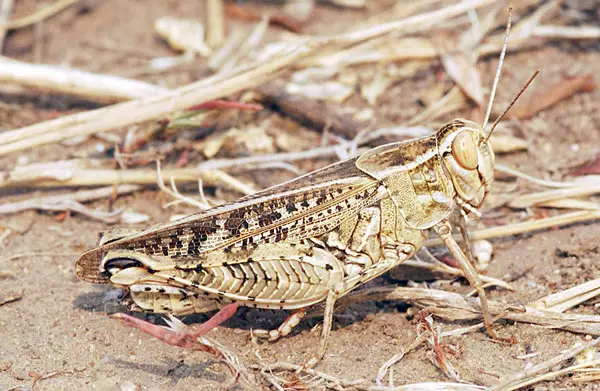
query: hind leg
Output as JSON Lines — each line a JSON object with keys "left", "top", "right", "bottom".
{"left": 110, "top": 302, "right": 239, "bottom": 349}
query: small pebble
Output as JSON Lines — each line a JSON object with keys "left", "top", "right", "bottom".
{"left": 120, "top": 380, "right": 137, "bottom": 391}
{"left": 16, "top": 155, "right": 29, "bottom": 165}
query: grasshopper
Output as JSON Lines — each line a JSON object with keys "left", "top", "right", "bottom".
{"left": 75, "top": 11, "right": 535, "bottom": 366}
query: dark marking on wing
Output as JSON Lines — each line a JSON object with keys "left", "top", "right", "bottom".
{"left": 75, "top": 157, "right": 382, "bottom": 283}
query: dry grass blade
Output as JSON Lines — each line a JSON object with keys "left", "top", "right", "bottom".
{"left": 308, "top": 286, "right": 600, "bottom": 336}
{"left": 508, "top": 184, "right": 600, "bottom": 209}
{"left": 425, "top": 210, "right": 600, "bottom": 246}
{"left": 302, "top": 37, "right": 438, "bottom": 68}
{"left": 0, "top": 0, "right": 78, "bottom": 30}
{"left": 0, "top": 160, "right": 256, "bottom": 195}
{"left": 495, "top": 164, "right": 575, "bottom": 188}
{"left": 220, "top": 16, "right": 270, "bottom": 74}
{"left": 503, "top": 359, "right": 600, "bottom": 390}
{"left": 200, "top": 125, "right": 436, "bottom": 173}
{"left": 208, "top": 28, "right": 246, "bottom": 71}
{"left": 530, "top": 279, "right": 600, "bottom": 313}
{"left": 0, "top": 0, "right": 14, "bottom": 53}
{"left": 206, "top": 0, "right": 225, "bottom": 48}
{"left": 419, "top": 314, "right": 460, "bottom": 382}
{"left": 376, "top": 347, "right": 405, "bottom": 387}
{"left": 389, "top": 258, "right": 513, "bottom": 291}
{"left": 488, "top": 337, "right": 600, "bottom": 391}
{"left": 154, "top": 17, "right": 211, "bottom": 56}
{"left": 327, "top": 0, "right": 366, "bottom": 8}
{"left": 536, "top": 198, "right": 600, "bottom": 211}
{"left": 322, "top": 0, "right": 498, "bottom": 44}
{"left": 0, "top": 57, "right": 169, "bottom": 103}
{"left": 532, "top": 25, "right": 600, "bottom": 40}
{"left": 480, "top": 0, "right": 559, "bottom": 54}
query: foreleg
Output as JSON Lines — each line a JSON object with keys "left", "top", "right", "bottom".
{"left": 433, "top": 220, "right": 500, "bottom": 340}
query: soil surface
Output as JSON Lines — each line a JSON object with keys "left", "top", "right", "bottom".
{"left": 1, "top": 1, "right": 599, "bottom": 390}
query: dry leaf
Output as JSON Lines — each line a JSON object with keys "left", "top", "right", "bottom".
{"left": 441, "top": 51, "right": 484, "bottom": 106}
{"left": 510, "top": 74, "right": 597, "bottom": 119}
{"left": 154, "top": 17, "right": 212, "bottom": 56}
{"left": 200, "top": 126, "right": 275, "bottom": 158}
{"left": 224, "top": 3, "right": 303, "bottom": 33}
{"left": 283, "top": 0, "right": 314, "bottom": 23}
{"left": 489, "top": 134, "right": 529, "bottom": 153}
{"left": 569, "top": 154, "right": 600, "bottom": 176}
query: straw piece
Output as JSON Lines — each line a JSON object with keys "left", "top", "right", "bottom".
{"left": 0, "top": 160, "right": 256, "bottom": 195}
{"left": 0, "top": 0, "right": 78, "bottom": 30}
{"left": 425, "top": 210, "right": 600, "bottom": 247}
{"left": 0, "top": 0, "right": 14, "bottom": 53}
{"left": 0, "top": 56, "right": 169, "bottom": 103}
{"left": 0, "top": 184, "right": 140, "bottom": 216}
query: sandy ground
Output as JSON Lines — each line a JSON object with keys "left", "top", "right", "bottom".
{"left": 1, "top": 1, "right": 599, "bottom": 390}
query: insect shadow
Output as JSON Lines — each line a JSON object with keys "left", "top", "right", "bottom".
{"left": 113, "top": 357, "right": 227, "bottom": 385}
{"left": 73, "top": 277, "right": 411, "bottom": 337}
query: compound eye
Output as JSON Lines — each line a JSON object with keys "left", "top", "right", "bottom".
{"left": 451, "top": 131, "right": 478, "bottom": 170}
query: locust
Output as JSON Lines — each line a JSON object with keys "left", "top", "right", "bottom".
{"left": 75, "top": 10, "right": 535, "bottom": 367}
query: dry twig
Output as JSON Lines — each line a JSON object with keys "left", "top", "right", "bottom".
{"left": 256, "top": 82, "right": 362, "bottom": 139}
{"left": 0, "top": 290, "right": 23, "bottom": 306}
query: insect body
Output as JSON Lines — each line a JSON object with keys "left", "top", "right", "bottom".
{"left": 76, "top": 10, "right": 534, "bottom": 366}
{"left": 75, "top": 118, "right": 497, "bottom": 364}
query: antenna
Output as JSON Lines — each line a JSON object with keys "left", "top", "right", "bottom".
{"left": 482, "top": 7, "right": 513, "bottom": 131}
{"left": 484, "top": 69, "right": 540, "bottom": 142}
